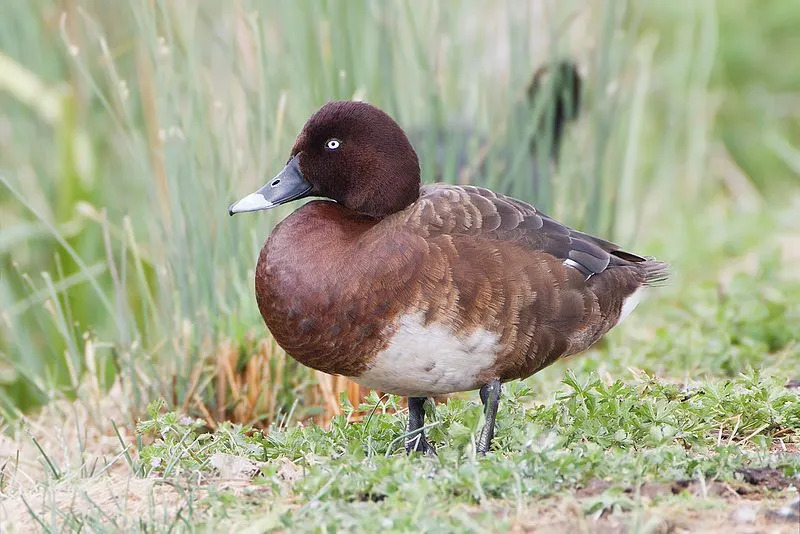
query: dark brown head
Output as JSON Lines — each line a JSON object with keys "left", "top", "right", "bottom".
{"left": 229, "top": 101, "right": 420, "bottom": 219}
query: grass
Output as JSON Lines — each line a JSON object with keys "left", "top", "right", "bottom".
{"left": 125, "top": 370, "right": 797, "bottom": 532}
{"left": 2, "top": 0, "right": 800, "bottom": 532}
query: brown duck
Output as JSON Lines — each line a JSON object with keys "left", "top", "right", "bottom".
{"left": 229, "top": 100, "right": 667, "bottom": 454}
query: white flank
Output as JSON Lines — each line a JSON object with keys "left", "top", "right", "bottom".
{"left": 617, "top": 287, "right": 645, "bottom": 325}
{"left": 350, "top": 312, "right": 499, "bottom": 397}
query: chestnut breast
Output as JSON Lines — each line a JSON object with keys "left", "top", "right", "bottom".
{"left": 255, "top": 200, "right": 424, "bottom": 376}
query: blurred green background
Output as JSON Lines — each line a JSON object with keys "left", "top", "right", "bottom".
{"left": 1, "top": 0, "right": 798, "bottom": 424}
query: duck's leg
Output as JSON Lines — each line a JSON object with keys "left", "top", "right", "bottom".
{"left": 405, "top": 397, "right": 432, "bottom": 454}
{"left": 477, "top": 380, "right": 502, "bottom": 454}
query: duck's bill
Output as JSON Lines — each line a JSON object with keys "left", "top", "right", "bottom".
{"left": 228, "top": 155, "right": 313, "bottom": 215}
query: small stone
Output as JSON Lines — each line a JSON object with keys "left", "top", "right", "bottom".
{"left": 209, "top": 452, "right": 260, "bottom": 480}
{"left": 730, "top": 505, "right": 757, "bottom": 523}
{"left": 276, "top": 458, "right": 302, "bottom": 483}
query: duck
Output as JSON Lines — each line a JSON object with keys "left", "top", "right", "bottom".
{"left": 229, "top": 100, "right": 667, "bottom": 454}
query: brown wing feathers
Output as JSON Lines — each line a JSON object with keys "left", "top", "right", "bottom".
{"left": 393, "top": 184, "right": 666, "bottom": 378}
{"left": 408, "top": 184, "right": 641, "bottom": 277}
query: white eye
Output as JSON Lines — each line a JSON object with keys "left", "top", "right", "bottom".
{"left": 325, "top": 138, "right": 341, "bottom": 150}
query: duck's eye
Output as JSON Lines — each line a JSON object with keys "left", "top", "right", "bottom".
{"left": 325, "top": 138, "right": 341, "bottom": 150}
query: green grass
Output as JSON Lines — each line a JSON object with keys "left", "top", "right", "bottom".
{"left": 129, "top": 372, "right": 798, "bottom": 531}
{"left": 9, "top": 369, "right": 799, "bottom": 531}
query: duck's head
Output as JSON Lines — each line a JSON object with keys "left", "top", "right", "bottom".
{"left": 229, "top": 101, "right": 420, "bottom": 219}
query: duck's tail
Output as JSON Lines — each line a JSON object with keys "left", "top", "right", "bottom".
{"left": 641, "top": 258, "right": 670, "bottom": 287}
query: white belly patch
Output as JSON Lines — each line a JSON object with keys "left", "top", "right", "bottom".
{"left": 617, "top": 286, "right": 645, "bottom": 325}
{"left": 348, "top": 312, "right": 499, "bottom": 397}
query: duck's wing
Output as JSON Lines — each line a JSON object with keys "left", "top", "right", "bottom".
{"left": 384, "top": 183, "right": 668, "bottom": 381}
{"left": 402, "top": 184, "right": 666, "bottom": 283}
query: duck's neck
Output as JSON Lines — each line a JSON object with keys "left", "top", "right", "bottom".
{"left": 337, "top": 178, "right": 420, "bottom": 220}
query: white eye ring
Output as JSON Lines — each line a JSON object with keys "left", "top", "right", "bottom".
{"left": 325, "top": 138, "right": 341, "bottom": 150}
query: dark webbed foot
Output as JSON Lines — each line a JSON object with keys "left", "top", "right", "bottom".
{"left": 477, "top": 380, "right": 502, "bottom": 454}
{"left": 405, "top": 396, "right": 434, "bottom": 454}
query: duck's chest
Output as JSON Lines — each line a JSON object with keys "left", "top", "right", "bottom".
{"left": 254, "top": 202, "right": 421, "bottom": 375}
